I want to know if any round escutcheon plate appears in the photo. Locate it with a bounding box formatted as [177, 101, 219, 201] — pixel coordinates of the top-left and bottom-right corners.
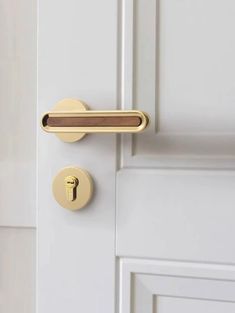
[52, 99, 88, 142]
[52, 166, 93, 211]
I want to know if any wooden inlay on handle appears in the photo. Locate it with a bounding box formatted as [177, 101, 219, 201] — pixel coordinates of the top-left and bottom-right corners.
[45, 116, 142, 128]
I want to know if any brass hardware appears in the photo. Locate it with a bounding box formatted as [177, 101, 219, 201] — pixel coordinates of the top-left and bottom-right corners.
[52, 167, 93, 211]
[41, 99, 149, 142]
[64, 176, 79, 201]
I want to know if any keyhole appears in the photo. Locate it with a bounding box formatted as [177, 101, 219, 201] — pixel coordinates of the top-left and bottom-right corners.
[64, 176, 79, 201]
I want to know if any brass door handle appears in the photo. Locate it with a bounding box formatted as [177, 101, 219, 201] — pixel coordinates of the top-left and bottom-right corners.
[41, 99, 149, 142]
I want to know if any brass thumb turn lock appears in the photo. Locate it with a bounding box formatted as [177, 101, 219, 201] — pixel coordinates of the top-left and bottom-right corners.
[41, 99, 149, 142]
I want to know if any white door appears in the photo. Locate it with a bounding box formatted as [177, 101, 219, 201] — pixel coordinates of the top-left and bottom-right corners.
[37, 0, 235, 313]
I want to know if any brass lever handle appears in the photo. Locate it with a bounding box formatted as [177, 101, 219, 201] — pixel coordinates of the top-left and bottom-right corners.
[41, 99, 149, 142]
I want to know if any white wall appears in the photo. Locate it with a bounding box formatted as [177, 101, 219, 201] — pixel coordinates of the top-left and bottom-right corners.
[0, 0, 36, 311]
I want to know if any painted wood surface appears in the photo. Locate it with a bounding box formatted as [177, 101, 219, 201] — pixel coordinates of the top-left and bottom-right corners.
[38, 0, 235, 312]
[38, 0, 117, 312]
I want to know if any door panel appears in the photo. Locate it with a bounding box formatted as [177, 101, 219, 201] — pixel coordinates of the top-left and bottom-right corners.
[117, 169, 235, 263]
[122, 0, 235, 168]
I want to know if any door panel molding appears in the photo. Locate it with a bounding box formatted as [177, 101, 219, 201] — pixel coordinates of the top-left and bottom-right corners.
[119, 258, 235, 313]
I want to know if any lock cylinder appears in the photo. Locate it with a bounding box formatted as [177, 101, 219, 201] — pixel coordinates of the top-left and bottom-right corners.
[52, 167, 93, 210]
